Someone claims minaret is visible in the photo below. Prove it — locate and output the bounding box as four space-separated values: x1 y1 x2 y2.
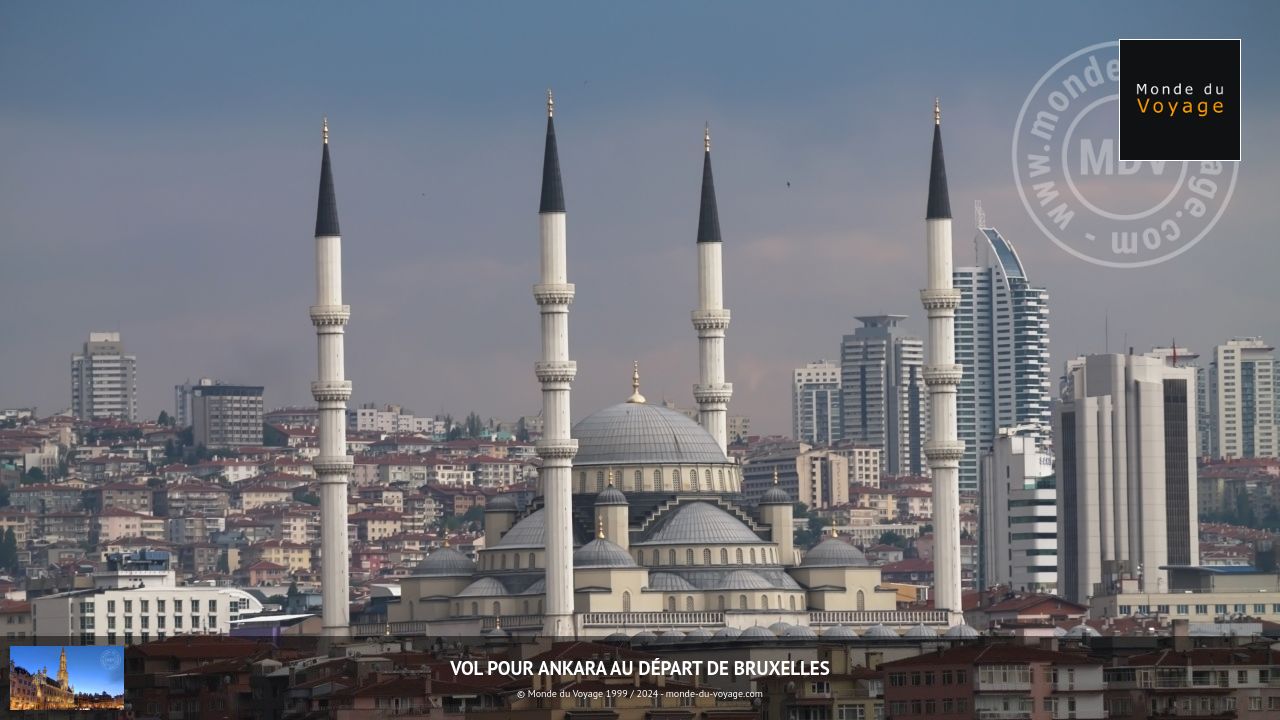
533 90 578 637
921 99 964 625
692 124 733 453
311 118 353 637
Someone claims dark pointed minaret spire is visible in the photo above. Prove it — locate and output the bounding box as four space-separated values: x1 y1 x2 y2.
696 123 722 244
315 117 341 236
926 98 951 220
539 89 566 214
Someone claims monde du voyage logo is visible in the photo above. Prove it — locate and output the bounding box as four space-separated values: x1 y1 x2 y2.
1012 40 1240 268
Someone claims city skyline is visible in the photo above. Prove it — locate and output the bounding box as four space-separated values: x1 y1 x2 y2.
2 3 1279 436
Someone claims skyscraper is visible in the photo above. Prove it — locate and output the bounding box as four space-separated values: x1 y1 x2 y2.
979 426 1056 594
1055 353 1199 604
1149 345 1210 458
792 361 841 446
1207 338 1277 459
839 316 926 477
953 224 1051 492
70 332 139 422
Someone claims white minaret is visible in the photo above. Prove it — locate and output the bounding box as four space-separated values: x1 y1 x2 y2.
692 124 733 454
534 90 578 637
311 118 352 637
921 100 965 625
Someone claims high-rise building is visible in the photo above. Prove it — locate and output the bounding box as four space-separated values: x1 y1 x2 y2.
71 332 139 422
1055 353 1199 604
191 383 265 449
1149 346 1211 458
839 315 926 477
953 224 1051 492
1207 338 1277 459
174 377 214 428
792 361 842 446
741 443 848 509
979 426 1056 594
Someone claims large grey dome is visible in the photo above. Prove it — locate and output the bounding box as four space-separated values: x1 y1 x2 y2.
574 538 637 568
493 508 545 549
649 573 698 592
640 502 763 545
800 537 868 567
414 547 476 576
572 402 729 466
457 577 509 597
721 570 774 590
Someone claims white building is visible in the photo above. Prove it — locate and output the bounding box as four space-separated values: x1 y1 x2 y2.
979 426 1056 594
832 442 882 487
30 551 263 644
953 223 1051 492
839 315 926 477
792 361 842 446
71 332 138 422
191 383 264 449
1207 338 1277 460
1055 353 1199 604
349 403 442 435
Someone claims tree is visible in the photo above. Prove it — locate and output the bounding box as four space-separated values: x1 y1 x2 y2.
878 531 908 548
263 424 288 447
22 467 45 485
157 410 171 427
0 485 8 507
0 528 18 573
464 412 484 439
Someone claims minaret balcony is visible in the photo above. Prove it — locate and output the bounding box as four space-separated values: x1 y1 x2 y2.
310 380 352 402
535 438 579 460
309 305 351 326
534 360 578 384
924 441 966 463
313 455 355 475
533 283 575 306
923 365 964 386
691 309 731 331
919 288 961 310
693 384 734 404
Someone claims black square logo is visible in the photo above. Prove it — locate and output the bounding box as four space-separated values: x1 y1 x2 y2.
1119 39 1240 161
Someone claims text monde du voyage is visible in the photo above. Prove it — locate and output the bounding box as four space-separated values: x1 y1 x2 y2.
1134 83 1228 118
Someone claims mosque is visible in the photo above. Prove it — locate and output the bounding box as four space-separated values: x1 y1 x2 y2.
316 93 967 639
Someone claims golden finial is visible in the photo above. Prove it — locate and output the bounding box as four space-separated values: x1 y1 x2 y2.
607 469 614 486
830 525 839 539
772 467 779 485
704 123 710 153
547 88 554 118
495 616 502 630
442 535 450 549
323 116 329 144
597 516 606 540
627 361 646 404
934 98 940 126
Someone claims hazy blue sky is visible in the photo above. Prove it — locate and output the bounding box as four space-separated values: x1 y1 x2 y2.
2 2 1278 434
9 645 123 696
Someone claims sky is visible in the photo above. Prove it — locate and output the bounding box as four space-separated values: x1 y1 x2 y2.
2 1 1278 435
9 645 124 696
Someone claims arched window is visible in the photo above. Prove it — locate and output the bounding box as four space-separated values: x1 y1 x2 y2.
523 600 530 614
689 469 697 489
719 548 728 564
789 596 796 610
685 549 694 566
653 549 662 565
704 469 712 489
717 469 724 490
667 596 676 612
514 554 521 569
703 548 711 565
761 595 769 610
653 469 662 491
749 548 757 564
634 470 642 487
674 470 683 491
579 471 586 489
856 590 865 611
668 549 677 565
623 591 632 613
492 601 501 616
529 552 536 568
685 596 694 612
470 602 478 616
736 548 744 564
455 603 460 615
739 595 747 610
501 555 507 569
596 471 605 491
718 595 726 610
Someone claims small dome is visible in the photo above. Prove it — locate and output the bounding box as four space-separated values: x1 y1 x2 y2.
822 625 859 639
782 625 817 638
800 537 868 567
632 631 658 644
654 631 685 644
713 626 742 639
604 632 631 643
1064 623 1100 638
904 624 938 638
1052 626 1068 637
685 628 714 640
642 502 764 545
649 573 697 592
720 570 774 590
945 624 981 639
574 538 637 568
595 485 628 506
863 624 898 639
486 495 517 512
739 626 775 640
572 402 729 466
768 621 793 634
493 509 545 549
414 546 476 576
760 486 792 505
457 577 509 597
520 578 546 595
